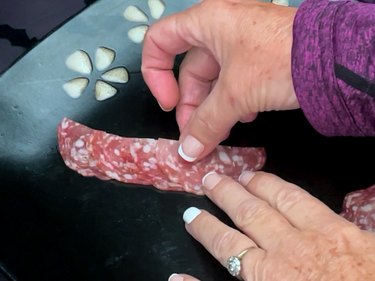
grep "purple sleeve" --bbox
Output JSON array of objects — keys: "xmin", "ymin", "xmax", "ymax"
[{"xmin": 292, "ymin": 0, "xmax": 375, "ymax": 136}]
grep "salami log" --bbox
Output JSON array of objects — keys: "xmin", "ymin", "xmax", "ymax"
[
  {"xmin": 57, "ymin": 118, "xmax": 266, "ymax": 195},
  {"xmin": 341, "ymin": 185, "xmax": 375, "ymax": 234}
]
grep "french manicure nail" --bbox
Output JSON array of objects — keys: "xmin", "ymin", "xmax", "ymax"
[
  {"xmin": 202, "ymin": 171, "xmax": 222, "ymax": 190},
  {"xmin": 178, "ymin": 135, "xmax": 204, "ymax": 162},
  {"xmin": 239, "ymin": 171, "xmax": 255, "ymax": 186},
  {"xmin": 183, "ymin": 207, "xmax": 201, "ymax": 224},
  {"xmin": 168, "ymin": 273, "xmax": 183, "ymax": 281},
  {"xmin": 158, "ymin": 101, "xmax": 173, "ymax": 112}
]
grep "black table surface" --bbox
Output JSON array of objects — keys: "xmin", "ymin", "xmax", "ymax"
[{"xmin": 0, "ymin": 1, "xmax": 374, "ymax": 281}]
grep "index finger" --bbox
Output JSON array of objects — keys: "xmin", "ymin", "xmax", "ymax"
[{"xmin": 141, "ymin": 7, "xmax": 203, "ymax": 111}]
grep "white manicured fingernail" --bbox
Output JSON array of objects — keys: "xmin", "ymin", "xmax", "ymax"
[
  {"xmin": 178, "ymin": 135, "xmax": 204, "ymax": 162},
  {"xmin": 168, "ymin": 273, "xmax": 183, "ymax": 281},
  {"xmin": 239, "ymin": 171, "xmax": 255, "ymax": 186},
  {"xmin": 202, "ymin": 171, "xmax": 222, "ymax": 190},
  {"xmin": 183, "ymin": 207, "xmax": 201, "ymax": 224}
]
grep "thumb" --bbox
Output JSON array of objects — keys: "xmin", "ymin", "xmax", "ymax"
[{"xmin": 178, "ymin": 81, "xmax": 248, "ymax": 162}]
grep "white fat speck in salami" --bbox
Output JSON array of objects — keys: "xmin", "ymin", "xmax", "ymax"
[
  {"xmin": 218, "ymin": 151, "xmax": 232, "ymax": 165},
  {"xmin": 124, "ymin": 174, "xmax": 133, "ymax": 180},
  {"xmin": 57, "ymin": 118, "xmax": 266, "ymax": 195},
  {"xmin": 143, "ymin": 145, "xmax": 151, "ymax": 153},
  {"xmin": 75, "ymin": 139, "xmax": 85, "ymax": 148}
]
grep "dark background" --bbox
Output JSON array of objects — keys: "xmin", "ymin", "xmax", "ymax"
[{"xmin": 0, "ymin": 1, "xmax": 374, "ymax": 281}]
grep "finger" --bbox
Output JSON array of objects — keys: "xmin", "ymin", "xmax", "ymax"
[
  {"xmin": 202, "ymin": 172, "xmax": 297, "ymax": 250},
  {"xmin": 141, "ymin": 6, "xmax": 203, "ymax": 111},
  {"xmin": 168, "ymin": 273, "xmax": 200, "ymax": 281},
  {"xmin": 176, "ymin": 47, "xmax": 220, "ymax": 130},
  {"xmin": 177, "ymin": 80, "xmax": 241, "ymax": 162},
  {"xmin": 239, "ymin": 171, "xmax": 349, "ymax": 230},
  {"xmin": 182, "ymin": 207, "xmax": 265, "ymax": 269}
]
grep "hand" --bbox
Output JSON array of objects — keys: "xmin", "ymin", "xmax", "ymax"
[
  {"xmin": 142, "ymin": 0, "xmax": 299, "ymax": 162},
  {"xmin": 168, "ymin": 171, "xmax": 375, "ymax": 281}
]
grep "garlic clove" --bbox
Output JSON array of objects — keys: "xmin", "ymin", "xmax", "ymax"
[
  {"xmin": 272, "ymin": 0, "xmax": 289, "ymax": 6},
  {"xmin": 148, "ymin": 0, "xmax": 165, "ymax": 20},
  {"xmin": 95, "ymin": 47, "xmax": 116, "ymax": 71},
  {"xmin": 63, "ymin": 78, "xmax": 89, "ymax": 99},
  {"xmin": 65, "ymin": 50, "xmax": 92, "ymax": 74},
  {"xmin": 101, "ymin": 67, "xmax": 129, "ymax": 83},
  {"xmin": 95, "ymin": 80, "xmax": 118, "ymax": 101},
  {"xmin": 128, "ymin": 25, "xmax": 149, "ymax": 44},
  {"xmin": 123, "ymin": 5, "xmax": 148, "ymax": 22}
]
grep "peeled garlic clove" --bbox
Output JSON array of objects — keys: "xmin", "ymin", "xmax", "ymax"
[
  {"xmin": 101, "ymin": 67, "xmax": 129, "ymax": 83},
  {"xmin": 272, "ymin": 0, "xmax": 289, "ymax": 6},
  {"xmin": 123, "ymin": 5, "xmax": 148, "ymax": 22},
  {"xmin": 148, "ymin": 0, "xmax": 165, "ymax": 19},
  {"xmin": 95, "ymin": 47, "xmax": 116, "ymax": 71},
  {"xmin": 63, "ymin": 78, "xmax": 89, "ymax": 99},
  {"xmin": 128, "ymin": 25, "xmax": 149, "ymax": 44},
  {"xmin": 65, "ymin": 50, "xmax": 92, "ymax": 74},
  {"xmin": 95, "ymin": 81, "xmax": 118, "ymax": 101}
]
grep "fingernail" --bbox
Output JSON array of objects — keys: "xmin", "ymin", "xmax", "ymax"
[
  {"xmin": 178, "ymin": 135, "xmax": 204, "ymax": 162},
  {"xmin": 168, "ymin": 274, "xmax": 183, "ymax": 281},
  {"xmin": 158, "ymin": 101, "xmax": 173, "ymax": 112},
  {"xmin": 239, "ymin": 171, "xmax": 255, "ymax": 186},
  {"xmin": 202, "ymin": 171, "xmax": 222, "ymax": 190},
  {"xmin": 183, "ymin": 207, "xmax": 201, "ymax": 224}
]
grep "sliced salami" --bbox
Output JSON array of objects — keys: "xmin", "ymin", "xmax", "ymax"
[
  {"xmin": 58, "ymin": 118, "xmax": 108, "ymax": 180},
  {"xmin": 341, "ymin": 185, "xmax": 375, "ymax": 234},
  {"xmin": 57, "ymin": 118, "xmax": 266, "ymax": 195},
  {"xmin": 155, "ymin": 138, "xmax": 266, "ymax": 193}
]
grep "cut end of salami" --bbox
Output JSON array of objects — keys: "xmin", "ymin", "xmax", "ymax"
[
  {"xmin": 57, "ymin": 118, "xmax": 266, "ymax": 195},
  {"xmin": 341, "ymin": 185, "xmax": 375, "ymax": 234}
]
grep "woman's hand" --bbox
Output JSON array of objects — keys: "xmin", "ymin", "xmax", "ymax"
[
  {"xmin": 142, "ymin": 0, "xmax": 299, "ymax": 162},
  {"xmin": 169, "ymin": 171, "xmax": 375, "ymax": 281}
]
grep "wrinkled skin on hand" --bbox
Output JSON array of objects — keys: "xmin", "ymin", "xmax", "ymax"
[
  {"xmin": 142, "ymin": 0, "xmax": 299, "ymax": 160},
  {"xmin": 178, "ymin": 171, "xmax": 375, "ymax": 281}
]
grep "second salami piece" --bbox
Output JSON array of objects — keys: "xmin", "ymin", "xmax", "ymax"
[{"xmin": 58, "ymin": 118, "xmax": 266, "ymax": 195}]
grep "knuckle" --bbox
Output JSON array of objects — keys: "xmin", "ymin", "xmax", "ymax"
[
  {"xmin": 242, "ymin": 251, "xmax": 267, "ymax": 281},
  {"xmin": 235, "ymin": 199, "xmax": 270, "ymax": 229},
  {"xmin": 194, "ymin": 108, "xmax": 224, "ymax": 136},
  {"xmin": 274, "ymin": 187, "xmax": 308, "ymax": 213},
  {"xmin": 334, "ymin": 224, "xmax": 363, "ymax": 242},
  {"xmin": 211, "ymin": 229, "xmax": 238, "ymax": 261},
  {"xmin": 247, "ymin": 172, "xmax": 277, "ymax": 191}
]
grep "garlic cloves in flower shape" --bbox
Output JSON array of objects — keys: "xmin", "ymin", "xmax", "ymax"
[
  {"xmin": 95, "ymin": 81, "xmax": 118, "ymax": 101},
  {"xmin": 272, "ymin": 0, "xmax": 289, "ymax": 6},
  {"xmin": 65, "ymin": 50, "xmax": 92, "ymax": 74},
  {"xmin": 95, "ymin": 47, "xmax": 116, "ymax": 71},
  {"xmin": 101, "ymin": 67, "xmax": 129, "ymax": 83},
  {"xmin": 63, "ymin": 78, "xmax": 89, "ymax": 99},
  {"xmin": 148, "ymin": 0, "xmax": 165, "ymax": 20},
  {"xmin": 123, "ymin": 5, "xmax": 148, "ymax": 22},
  {"xmin": 128, "ymin": 25, "xmax": 149, "ymax": 44}
]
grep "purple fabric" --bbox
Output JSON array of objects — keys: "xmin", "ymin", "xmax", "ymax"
[{"xmin": 292, "ymin": 0, "xmax": 375, "ymax": 136}]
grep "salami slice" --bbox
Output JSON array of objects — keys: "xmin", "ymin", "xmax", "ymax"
[
  {"xmin": 155, "ymin": 138, "xmax": 266, "ymax": 193},
  {"xmin": 341, "ymin": 185, "xmax": 375, "ymax": 234},
  {"xmin": 57, "ymin": 118, "xmax": 266, "ymax": 195}
]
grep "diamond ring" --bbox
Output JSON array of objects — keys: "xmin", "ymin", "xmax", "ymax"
[{"xmin": 226, "ymin": 247, "xmax": 257, "ymax": 278}]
